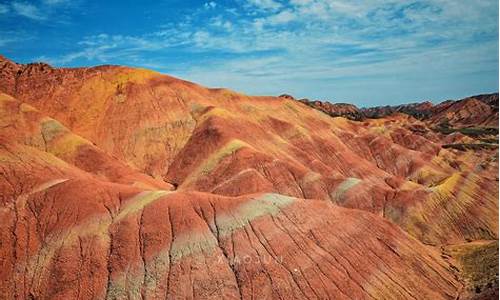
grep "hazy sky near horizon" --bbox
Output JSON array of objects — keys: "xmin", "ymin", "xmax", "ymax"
[{"xmin": 0, "ymin": 0, "xmax": 498, "ymax": 106}]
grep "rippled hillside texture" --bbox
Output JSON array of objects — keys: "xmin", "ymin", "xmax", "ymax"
[{"xmin": 0, "ymin": 55, "xmax": 498, "ymax": 299}]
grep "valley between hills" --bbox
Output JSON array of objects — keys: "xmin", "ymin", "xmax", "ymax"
[{"xmin": 0, "ymin": 55, "xmax": 498, "ymax": 299}]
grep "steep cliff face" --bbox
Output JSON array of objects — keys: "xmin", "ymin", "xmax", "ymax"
[{"xmin": 0, "ymin": 56, "xmax": 497, "ymax": 299}]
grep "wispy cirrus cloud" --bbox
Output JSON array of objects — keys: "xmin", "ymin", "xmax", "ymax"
[
  {"xmin": 0, "ymin": 4, "xmax": 9, "ymax": 14},
  {"xmin": 5, "ymin": 0, "xmax": 74, "ymax": 21},
  {"xmin": 11, "ymin": 2, "xmax": 47, "ymax": 20},
  {"xmin": 247, "ymin": 0, "xmax": 283, "ymax": 11},
  {"xmin": 42, "ymin": 0, "xmax": 71, "ymax": 5},
  {"xmin": 204, "ymin": 1, "xmax": 217, "ymax": 9},
  {"xmin": 8, "ymin": 0, "xmax": 499, "ymax": 105}
]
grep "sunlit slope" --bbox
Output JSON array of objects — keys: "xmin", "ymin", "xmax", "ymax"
[
  {"xmin": 1, "ymin": 56, "xmax": 497, "ymax": 247},
  {"xmin": 0, "ymin": 138, "xmax": 461, "ymax": 299},
  {"xmin": 0, "ymin": 92, "xmax": 170, "ymax": 190}
]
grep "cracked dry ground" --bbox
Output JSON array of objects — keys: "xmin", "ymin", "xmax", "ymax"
[{"xmin": 0, "ymin": 56, "xmax": 498, "ymax": 299}]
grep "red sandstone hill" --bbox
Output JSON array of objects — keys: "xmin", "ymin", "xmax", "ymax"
[
  {"xmin": 290, "ymin": 93, "xmax": 498, "ymax": 131},
  {"xmin": 428, "ymin": 96, "xmax": 499, "ymax": 128},
  {"xmin": 360, "ymin": 94, "xmax": 499, "ymax": 128},
  {"xmin": 0, "ymin": 55, "xmax": 498, "ymax": 299}
]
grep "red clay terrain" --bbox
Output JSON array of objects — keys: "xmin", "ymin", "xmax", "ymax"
[
  {"xmin": 360, "ymin": 94, "xmax": 498, "ymax": 127},
  {"xmin": 0, "ymin": 55, "xmax": 498, "ymax": 299}
]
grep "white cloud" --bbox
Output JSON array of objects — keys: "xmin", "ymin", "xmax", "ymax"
[
  {"xmin": 43, "ymin": 0, "xmax": 499, "ymax": 62},
  {"xmin": 289, "ymin": 0, "xmax": 313, "ymax": 6},
  {"xmin": 11, "ymin": 2, "xmax": 47, "ymax": 20},
  {"xmin": 252, "ymin": 19, "xmax": 265, "ymax": 31},
  {"xmin": 42, "ymin": 0, "xmax": 70, "ymax": 5},
  {"xmin": 204, "ymin": 1, "xmax": 217, "ymax": 9},
  {"xmin": 210, "ymin": 16, "xmax": 233, "ymax": 31},
  {"xmin": 177, "ymin": 0, "xmax": 498, "ymax": 103},
  {"xmin": 33, "ymin": 0, "xmax": 498, "ymax": 104},
  {"xmin": 180, "ymin": 39, "xmax": 498, "ymax": 105},
  {"xmin": 8, "ymin": 0, "xmax": 78, "ymax": 21},
  {"xmin": 0, "ymin": 37, "xmax": 16, "ymax": 47},
  {"xmin": 267, "ymin": 10, "xmax": 296, "ymax": 25},
  {"xmin": 247, "ymin": 0, "xmax": 282, "ymax": 10},
  {"xmin": 0, "ymin": 4, "xmax": 9, "ymax": 14}
]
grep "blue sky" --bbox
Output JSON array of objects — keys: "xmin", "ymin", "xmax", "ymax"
[{"xmin": 0, "ymin": 0, "xmax": 498, "ymax": 106}]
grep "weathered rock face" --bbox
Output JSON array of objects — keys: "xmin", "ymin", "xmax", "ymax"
[
  {"xmin": 289, "ymin": 92, "xmax": 498, "ymax": 130},
  {"xmin": 360, "ymin": 94, "xmax": 499, "ymax": 128},
  {"xmin": 362, "ymin": 101, "xmax": 434, "ymax": 120},
  {"xmin": 428, "ymin": 97, "xmax": 498, "ymax": 128},
  {"xmin": 0, "ymin": 55, "xmax": 497, "ymax": 299},
  {"xmin": 299, "ymin": 98, "xmax": 365, "ymax": 121},
  {"xmin": 0, "ymin": 93, "xmax": 172, "ymax": 190}
]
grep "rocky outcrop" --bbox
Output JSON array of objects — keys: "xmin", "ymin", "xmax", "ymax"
[
  {"xmin": 361, "ymin": 93, "xmax": 499, "ymax": 128},
  {"xmin": 361, "ymin": 101, "xmax": 434, "ymax": 119},
  {"xmin": 429, "ymin": 97, "xmax": 498, "ymax": 128},
  {"xmin": 299, "ymin": 99, "xmax": 365, "ymax": 121}
]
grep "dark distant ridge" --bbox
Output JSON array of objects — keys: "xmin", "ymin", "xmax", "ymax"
[
  {"xmin": 362, "ymin": 93, "xmax": 498, "ymax": 120},
  {"xmin": 286, "ymin": 93, "xmax": 499, "ymax": 127},
  {"xmin": 361, "ymin": 101, "xmax": 434, "ymax": 119}
]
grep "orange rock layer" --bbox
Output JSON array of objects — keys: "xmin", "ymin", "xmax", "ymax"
[{"xmin": 0, "ymin": 55, "xmax": 497, "ymax": 299}]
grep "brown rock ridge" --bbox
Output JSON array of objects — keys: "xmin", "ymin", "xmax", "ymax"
[
  {"xmin": 429, "ymin": 96, "xmax": 499, "ymax": 128},
  {"xmin": 362, "ymin": 101, "xmax": 434, "ymax": 120},
  {"xmin": 282, "ymin": 92, "xmax": 498, "ymax": 129},
  {"xmin": 360, "ymin": 94, "xmax": 499, "ymax": 128}
]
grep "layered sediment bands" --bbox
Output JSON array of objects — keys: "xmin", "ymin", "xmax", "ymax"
[
  {"xmin": 0, "ymin": 92, "xmax": 171, "ymax": 190},
  {"xmin": 0, "ymin": 56, "xmax": 497, "ymax": 299},
  {"xmin": 1, "ymin": 57, "xmax": 497, "ymax": 246},
  {"xmin": 2, "ymin": 59, "xmax": 198, "ymax": 178},
  {"xmin": 428, "ymin": 97, "xmax": 498, "ymax": 128},
  {"xmin": 443, "ymin": 240, "xmax": 499, "ymax": 299},
  {"xmin": 386, "ymin": 172, "xmax": 498, "ymax": 245},
  {"xmin": 0, "ymin": 141, "xmax": 461, "ymax": 299},
  {"xmin": 360, "ymin": 93, "xmax": 498, "ymax": 128}
]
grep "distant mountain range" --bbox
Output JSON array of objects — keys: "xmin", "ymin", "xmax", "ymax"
[{"xmin": 292, "ymin": 93, "xmax": 499, "ymax": 128}]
